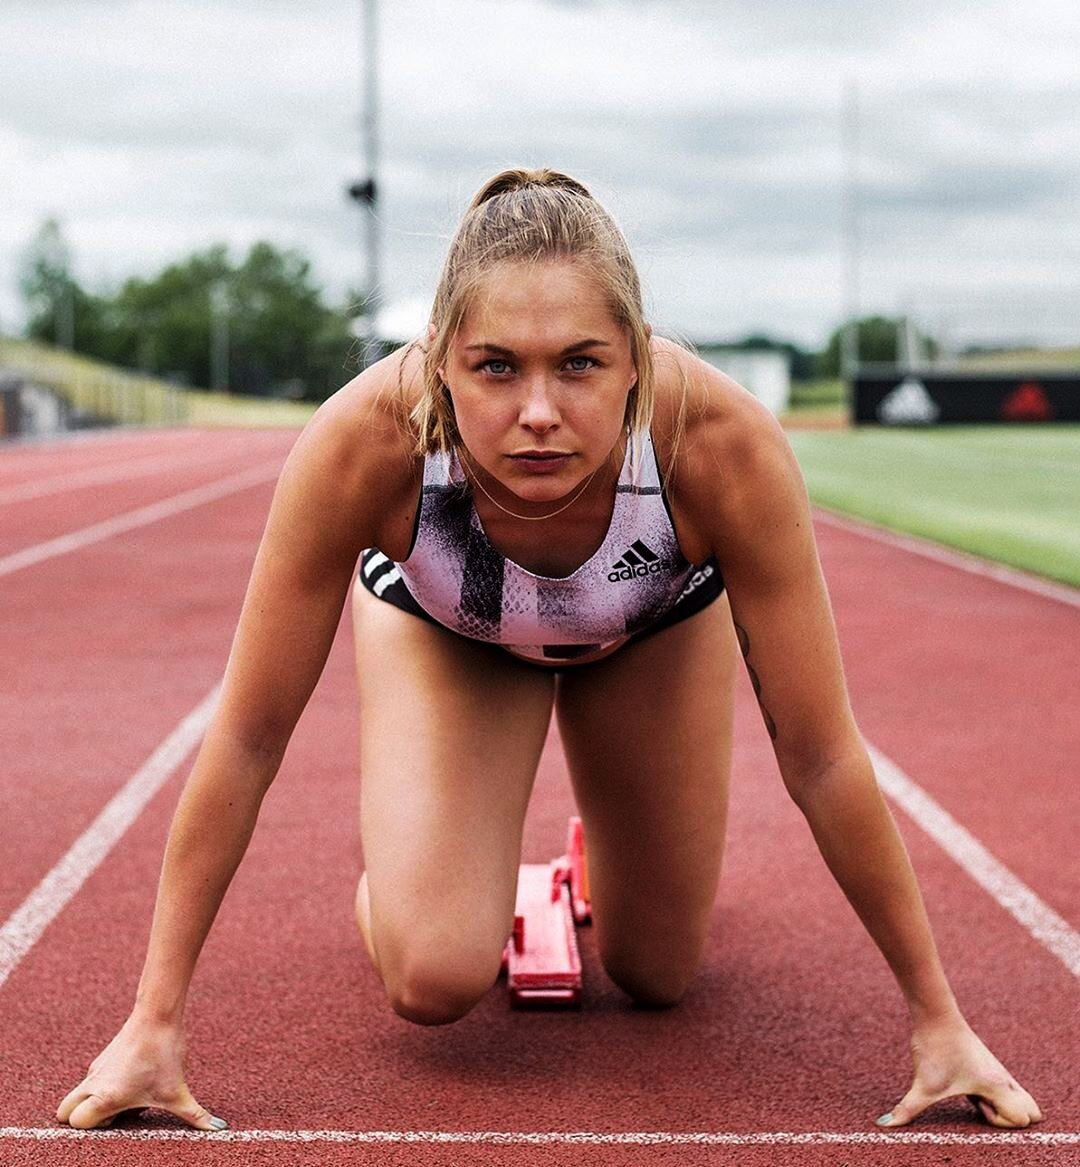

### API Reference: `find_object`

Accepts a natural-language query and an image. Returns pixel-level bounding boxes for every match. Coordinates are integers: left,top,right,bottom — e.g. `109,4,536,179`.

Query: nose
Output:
517,375,560,433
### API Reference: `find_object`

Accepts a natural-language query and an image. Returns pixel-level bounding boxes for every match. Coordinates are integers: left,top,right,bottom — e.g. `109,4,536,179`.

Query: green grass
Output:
954,346,1080,371
788,426,1080,588
184,390,315,427
787,378,845,408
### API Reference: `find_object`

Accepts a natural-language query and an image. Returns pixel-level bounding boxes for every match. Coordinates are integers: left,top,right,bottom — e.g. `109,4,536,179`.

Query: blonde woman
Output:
59,169,1041,1132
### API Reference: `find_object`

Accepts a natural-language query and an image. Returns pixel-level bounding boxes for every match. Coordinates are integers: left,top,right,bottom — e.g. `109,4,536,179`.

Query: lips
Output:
507,451,573,473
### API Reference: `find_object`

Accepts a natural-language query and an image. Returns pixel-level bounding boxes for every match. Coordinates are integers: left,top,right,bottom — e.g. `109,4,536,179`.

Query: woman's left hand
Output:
876,1016,1043,1129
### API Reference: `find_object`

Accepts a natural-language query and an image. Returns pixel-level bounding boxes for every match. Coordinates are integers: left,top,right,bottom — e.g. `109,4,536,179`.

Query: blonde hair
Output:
408,168,655,455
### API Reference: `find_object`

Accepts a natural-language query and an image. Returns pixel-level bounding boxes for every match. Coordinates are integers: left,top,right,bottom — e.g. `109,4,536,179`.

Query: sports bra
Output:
365,431,701,664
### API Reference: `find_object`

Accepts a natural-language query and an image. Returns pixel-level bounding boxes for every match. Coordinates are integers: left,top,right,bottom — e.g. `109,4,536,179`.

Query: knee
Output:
601,952,696,1009
383,959,498,1027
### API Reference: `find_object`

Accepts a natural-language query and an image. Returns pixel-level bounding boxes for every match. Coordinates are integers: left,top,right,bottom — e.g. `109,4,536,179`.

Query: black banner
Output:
853,371,1080,425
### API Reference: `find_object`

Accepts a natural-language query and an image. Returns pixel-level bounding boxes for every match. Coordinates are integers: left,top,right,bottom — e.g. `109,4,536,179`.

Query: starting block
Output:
502,816,592,1008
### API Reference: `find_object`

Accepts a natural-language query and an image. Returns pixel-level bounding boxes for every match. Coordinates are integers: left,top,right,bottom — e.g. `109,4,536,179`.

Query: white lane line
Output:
0,426,170,451
0,462,280,579
813,507,1080,610
0,685,220,990
869,745,1080,979
0,1128,1076,1145
0,450,222,505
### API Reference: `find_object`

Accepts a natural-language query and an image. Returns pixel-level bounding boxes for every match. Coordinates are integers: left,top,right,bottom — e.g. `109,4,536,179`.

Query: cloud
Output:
1,0,1078,347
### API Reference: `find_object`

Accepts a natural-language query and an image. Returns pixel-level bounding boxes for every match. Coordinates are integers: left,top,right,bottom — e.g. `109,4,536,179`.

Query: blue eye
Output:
480,359,512,375
566,356,597,372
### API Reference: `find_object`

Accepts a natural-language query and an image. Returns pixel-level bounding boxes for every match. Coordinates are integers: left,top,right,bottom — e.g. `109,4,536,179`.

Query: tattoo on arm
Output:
735,622,778,741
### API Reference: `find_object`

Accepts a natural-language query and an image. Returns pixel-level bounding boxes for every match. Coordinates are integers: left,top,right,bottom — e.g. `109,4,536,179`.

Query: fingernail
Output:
876,1113,893,1127
209,1117,229,1131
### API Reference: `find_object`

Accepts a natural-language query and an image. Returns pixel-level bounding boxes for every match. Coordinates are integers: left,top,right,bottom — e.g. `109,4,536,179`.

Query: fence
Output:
0,338,188,433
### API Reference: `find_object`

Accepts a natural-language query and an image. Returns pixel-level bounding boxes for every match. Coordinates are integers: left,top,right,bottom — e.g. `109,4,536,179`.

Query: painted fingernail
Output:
876,1113,893,1127
209,1117,229,1131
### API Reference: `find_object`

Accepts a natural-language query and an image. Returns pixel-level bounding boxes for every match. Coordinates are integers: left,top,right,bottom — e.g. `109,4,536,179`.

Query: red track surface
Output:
1,427,1077,1166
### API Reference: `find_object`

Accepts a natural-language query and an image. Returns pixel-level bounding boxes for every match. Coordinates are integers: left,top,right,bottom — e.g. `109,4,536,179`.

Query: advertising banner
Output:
853,372,1080,425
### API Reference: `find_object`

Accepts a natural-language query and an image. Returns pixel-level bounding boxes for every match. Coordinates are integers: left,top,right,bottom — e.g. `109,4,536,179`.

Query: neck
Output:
458,434,627,525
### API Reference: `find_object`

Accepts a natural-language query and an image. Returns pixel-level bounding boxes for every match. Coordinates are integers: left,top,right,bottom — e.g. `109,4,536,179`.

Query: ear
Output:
428,323,448,383
631,325,652,389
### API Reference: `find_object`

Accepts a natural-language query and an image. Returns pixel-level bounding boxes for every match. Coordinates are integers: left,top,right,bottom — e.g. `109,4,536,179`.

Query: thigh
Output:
351,581,555,992
554,595,737,1004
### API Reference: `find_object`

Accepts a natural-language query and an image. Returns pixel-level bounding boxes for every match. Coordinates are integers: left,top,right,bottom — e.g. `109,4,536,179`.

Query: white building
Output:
694,345,791,415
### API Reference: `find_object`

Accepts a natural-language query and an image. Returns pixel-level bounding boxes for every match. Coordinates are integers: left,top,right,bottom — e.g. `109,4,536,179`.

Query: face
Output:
438,260,641,504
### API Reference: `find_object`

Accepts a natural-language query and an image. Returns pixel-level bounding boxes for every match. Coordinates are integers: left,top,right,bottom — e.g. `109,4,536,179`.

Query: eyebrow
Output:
464,339,613,356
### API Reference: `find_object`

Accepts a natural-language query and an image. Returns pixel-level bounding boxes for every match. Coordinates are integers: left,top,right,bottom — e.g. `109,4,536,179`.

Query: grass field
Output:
788,425,1080,588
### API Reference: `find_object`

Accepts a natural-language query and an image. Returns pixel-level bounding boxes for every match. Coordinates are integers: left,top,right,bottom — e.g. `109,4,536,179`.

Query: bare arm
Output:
675,362,1041,1128
58,357,418,1129
132,415,377,1023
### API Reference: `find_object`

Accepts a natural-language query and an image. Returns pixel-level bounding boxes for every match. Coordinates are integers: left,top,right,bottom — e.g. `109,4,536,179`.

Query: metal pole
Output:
363,0,379,333
348,0,381,368
56,282,75,351
210,279,229,391
840,80,861,382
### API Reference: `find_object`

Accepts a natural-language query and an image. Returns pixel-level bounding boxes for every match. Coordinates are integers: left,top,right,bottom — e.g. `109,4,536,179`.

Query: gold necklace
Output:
461,448,599,522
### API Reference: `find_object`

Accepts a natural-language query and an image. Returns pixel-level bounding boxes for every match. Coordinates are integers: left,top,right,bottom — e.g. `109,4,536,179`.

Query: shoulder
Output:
650,336,807,565
273,339,426,555
301,338,424,462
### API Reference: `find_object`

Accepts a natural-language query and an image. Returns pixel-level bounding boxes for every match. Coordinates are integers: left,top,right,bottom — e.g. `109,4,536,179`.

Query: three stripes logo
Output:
608,540,665,582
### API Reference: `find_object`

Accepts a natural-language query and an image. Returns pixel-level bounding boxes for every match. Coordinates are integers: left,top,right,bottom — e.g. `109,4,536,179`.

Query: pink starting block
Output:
503,816,592,1008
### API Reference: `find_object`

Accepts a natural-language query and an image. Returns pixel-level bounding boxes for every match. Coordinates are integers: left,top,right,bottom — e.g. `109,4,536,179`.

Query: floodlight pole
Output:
210,279,229,391
840,81,862,381
348,0,381,367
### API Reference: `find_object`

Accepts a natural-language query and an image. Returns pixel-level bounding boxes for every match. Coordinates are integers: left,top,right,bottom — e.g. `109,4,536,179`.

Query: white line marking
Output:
0,426,168,451
0,462,279,579
0,447,236,505
869,745,1080,979
0,686,221,990
813,506,1080,610
0,1128,1076,1145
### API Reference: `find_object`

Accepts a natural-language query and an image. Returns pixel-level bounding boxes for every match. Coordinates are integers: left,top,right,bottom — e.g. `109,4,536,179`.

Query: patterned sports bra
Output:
361,431,706,664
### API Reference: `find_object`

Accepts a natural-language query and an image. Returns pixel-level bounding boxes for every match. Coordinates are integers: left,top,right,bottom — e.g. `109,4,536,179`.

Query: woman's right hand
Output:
56,1013,226,1131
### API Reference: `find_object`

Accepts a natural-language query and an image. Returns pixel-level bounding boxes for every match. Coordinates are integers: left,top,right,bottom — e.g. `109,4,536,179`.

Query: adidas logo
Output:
877,377,940,425
608,540,665,582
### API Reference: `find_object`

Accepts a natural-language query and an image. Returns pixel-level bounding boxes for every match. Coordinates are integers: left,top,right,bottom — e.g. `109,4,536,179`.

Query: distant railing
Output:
0,337,189,430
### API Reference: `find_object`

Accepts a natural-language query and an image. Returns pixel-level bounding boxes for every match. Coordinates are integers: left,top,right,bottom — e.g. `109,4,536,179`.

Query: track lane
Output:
815,519,1080,930
0,441,293,920
1,667,1071,1161
0,428,1075,1164
0,430,293,558
0,428,212,489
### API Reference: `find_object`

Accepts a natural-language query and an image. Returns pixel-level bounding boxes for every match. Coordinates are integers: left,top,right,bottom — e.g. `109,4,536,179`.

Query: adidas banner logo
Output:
608,540,665,582
877,376,941,425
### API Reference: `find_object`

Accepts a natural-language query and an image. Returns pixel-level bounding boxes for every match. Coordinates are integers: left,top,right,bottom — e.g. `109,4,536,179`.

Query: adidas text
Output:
608,560,665,583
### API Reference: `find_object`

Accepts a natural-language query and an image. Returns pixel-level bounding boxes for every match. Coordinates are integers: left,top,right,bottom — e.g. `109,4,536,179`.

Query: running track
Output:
0,427,1077,1167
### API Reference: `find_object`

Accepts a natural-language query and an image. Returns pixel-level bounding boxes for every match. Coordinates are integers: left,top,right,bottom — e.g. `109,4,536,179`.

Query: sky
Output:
1,0,1078,351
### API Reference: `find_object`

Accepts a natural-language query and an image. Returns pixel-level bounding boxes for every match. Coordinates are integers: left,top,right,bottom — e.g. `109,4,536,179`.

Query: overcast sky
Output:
2,0,1077,350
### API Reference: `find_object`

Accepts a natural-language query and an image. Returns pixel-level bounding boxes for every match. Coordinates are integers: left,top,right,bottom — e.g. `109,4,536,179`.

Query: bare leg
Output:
350,581,555,1024
555,597,737,1006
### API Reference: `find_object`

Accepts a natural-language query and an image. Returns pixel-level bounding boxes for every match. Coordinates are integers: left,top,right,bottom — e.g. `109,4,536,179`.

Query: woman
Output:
58,168,1041,1132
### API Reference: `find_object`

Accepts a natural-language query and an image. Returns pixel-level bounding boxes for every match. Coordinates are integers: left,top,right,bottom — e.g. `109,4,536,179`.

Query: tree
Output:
22,233,360,400
224,241,355,397
819,316,901,377
18,218,109,351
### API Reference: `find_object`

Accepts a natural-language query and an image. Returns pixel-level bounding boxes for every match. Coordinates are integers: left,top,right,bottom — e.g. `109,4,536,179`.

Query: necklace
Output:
461,449,599,522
